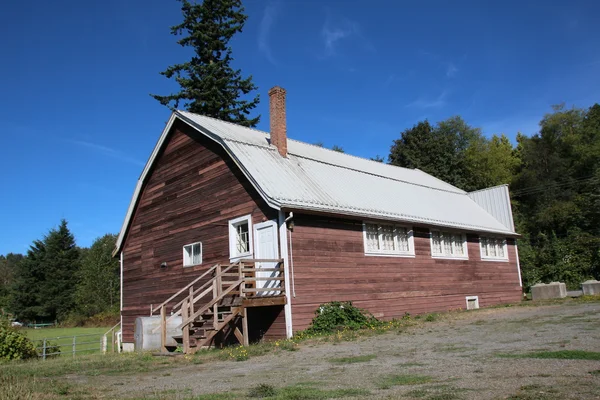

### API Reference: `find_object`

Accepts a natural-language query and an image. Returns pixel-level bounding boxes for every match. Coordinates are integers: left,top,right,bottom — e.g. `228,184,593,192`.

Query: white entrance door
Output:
253,220,280,295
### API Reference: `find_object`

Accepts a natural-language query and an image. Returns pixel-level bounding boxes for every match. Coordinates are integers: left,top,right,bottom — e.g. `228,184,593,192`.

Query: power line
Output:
511,176,599,197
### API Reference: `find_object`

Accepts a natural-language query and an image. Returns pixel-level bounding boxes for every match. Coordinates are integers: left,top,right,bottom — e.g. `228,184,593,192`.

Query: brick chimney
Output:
268,86,287,157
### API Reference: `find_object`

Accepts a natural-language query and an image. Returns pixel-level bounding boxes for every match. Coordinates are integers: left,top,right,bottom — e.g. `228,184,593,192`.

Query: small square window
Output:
183,242,202,267
229,214,253,261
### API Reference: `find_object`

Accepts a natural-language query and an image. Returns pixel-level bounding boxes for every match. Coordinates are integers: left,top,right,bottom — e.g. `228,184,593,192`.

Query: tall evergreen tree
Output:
74,234,120,317
152,0,260,127
10,220,80,322
0,253,23,312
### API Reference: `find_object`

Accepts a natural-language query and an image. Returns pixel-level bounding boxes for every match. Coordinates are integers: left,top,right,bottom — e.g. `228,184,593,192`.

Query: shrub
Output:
425,313,437,322
0,317,38,361
248,383,277,398
36,339,61,358
306,301,379,334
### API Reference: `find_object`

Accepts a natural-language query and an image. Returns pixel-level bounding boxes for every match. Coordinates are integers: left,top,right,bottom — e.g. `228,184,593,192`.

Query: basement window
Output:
183,242,202,267
229,214,253,261
480,236,508,261
430,230,468,259
363,222,415,257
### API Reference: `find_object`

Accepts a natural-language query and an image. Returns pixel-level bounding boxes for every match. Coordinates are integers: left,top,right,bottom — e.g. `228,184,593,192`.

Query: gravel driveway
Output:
83,302,600,399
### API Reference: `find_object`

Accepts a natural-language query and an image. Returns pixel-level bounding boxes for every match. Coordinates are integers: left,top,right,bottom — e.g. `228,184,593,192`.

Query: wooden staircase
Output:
151,259,286,354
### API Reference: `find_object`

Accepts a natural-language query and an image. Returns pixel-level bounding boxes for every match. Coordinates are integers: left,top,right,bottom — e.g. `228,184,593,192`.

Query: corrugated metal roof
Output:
467,185,515,232
115,111,517,254
178,111,515,235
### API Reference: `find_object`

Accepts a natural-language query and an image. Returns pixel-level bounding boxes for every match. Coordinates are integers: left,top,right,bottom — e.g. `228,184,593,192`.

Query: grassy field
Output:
24,326,111,357
25,327,110,341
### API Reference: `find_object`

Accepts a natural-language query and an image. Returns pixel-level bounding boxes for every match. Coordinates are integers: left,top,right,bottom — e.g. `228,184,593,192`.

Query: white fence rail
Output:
35,323,121,359
36,333,105,359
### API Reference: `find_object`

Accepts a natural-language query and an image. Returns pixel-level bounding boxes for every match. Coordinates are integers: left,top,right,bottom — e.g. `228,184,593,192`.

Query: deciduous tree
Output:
74,234,119,317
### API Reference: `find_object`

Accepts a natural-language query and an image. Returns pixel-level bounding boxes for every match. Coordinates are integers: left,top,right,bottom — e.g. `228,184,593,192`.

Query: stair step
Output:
192,317,228,326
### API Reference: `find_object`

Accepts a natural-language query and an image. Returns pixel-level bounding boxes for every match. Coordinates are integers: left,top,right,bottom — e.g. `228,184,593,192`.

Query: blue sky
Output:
1,0,599,254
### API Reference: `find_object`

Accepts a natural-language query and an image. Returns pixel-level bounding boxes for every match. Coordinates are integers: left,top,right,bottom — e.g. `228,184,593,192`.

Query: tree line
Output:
0,221,119,324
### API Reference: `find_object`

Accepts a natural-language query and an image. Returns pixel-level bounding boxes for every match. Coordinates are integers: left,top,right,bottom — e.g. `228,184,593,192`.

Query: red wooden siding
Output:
121,121,281,343
287,214,522,332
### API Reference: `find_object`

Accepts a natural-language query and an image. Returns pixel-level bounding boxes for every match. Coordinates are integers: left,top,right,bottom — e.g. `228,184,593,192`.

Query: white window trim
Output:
183,241,202,267
465,295,479,310
229,214,253,262
479,236,509,262
362,222,415,257
429,230,469,260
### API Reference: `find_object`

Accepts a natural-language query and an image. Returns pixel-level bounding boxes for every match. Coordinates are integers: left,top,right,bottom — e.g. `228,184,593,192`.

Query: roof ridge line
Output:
467,184,509,194
176,110,271,137
286,137,422,174
288,152,466,195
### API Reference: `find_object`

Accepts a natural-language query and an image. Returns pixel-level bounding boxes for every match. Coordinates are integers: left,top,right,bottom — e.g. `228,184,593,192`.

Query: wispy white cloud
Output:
446,63,458,78
406,90,449,109
420,50,460,79
320,15,374,57
67,139,145,166
322,25,354,55
258,2,279,65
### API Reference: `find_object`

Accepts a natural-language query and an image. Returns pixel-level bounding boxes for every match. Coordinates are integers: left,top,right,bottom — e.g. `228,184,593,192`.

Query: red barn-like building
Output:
114,87,522,352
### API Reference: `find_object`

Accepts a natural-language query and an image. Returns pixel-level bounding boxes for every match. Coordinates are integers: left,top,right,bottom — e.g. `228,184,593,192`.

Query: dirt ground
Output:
78,302,600,399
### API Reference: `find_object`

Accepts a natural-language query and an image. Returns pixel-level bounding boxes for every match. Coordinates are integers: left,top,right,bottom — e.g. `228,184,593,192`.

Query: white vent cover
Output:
466,296,479,310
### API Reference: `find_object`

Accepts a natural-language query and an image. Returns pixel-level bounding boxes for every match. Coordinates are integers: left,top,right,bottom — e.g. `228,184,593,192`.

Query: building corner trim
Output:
278,210,293,338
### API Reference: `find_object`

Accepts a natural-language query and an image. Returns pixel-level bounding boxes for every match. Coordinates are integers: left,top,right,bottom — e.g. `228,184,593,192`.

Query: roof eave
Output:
278,203,520,238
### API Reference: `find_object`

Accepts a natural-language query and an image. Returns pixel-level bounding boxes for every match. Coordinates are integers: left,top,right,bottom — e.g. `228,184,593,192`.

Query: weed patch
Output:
248,383,277,398
497,350,600,360
507,384,561,400
396,361,426,367
329,354,376,364
377,374,432,389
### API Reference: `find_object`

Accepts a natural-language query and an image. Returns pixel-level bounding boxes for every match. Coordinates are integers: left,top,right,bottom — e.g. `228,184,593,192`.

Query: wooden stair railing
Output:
151,263,220,314
151,263,238,334
154,259,285,354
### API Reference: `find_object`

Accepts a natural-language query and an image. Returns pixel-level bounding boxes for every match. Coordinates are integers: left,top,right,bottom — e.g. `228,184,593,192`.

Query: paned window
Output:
430,230,468,259
363,223,414,256
479,236,508,261
229,215,253,261
183,242,202,267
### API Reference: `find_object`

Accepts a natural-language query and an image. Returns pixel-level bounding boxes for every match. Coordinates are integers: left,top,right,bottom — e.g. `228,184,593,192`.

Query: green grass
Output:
23,326,111,357
24,326,110,341
496,350,600,360
377,374,433,389
406,384,472,400
0,352,173,379
328,354,376,364
0,352,191,400
507,384,561,400
396,362,427,367
129,384,369,400
260,384,369,399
